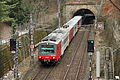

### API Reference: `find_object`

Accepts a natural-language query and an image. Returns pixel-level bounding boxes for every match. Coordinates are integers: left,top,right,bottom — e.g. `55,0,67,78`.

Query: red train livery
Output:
38,16,82,64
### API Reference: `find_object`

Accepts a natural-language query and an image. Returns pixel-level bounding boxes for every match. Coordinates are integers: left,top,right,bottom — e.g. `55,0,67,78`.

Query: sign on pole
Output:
30,45,34,49
97,22,104,30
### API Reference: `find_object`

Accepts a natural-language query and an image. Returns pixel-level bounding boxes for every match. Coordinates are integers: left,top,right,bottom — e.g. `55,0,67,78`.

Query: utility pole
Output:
57,0,61,28
95,0,104,29
29,13,34,66
10,32,19,80
14,40,19,80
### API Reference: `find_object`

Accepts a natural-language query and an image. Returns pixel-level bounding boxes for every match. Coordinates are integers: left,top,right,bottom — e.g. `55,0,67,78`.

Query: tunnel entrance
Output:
73,9,95,25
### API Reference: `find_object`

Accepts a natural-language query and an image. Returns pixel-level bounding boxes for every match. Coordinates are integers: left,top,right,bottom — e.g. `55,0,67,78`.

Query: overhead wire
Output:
109,0,120,12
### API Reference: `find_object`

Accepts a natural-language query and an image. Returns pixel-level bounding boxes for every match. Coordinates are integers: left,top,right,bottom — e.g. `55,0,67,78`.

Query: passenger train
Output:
38,16,82,64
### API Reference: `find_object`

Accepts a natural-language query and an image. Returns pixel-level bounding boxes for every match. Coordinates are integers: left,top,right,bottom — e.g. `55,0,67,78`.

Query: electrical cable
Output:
109,0,120,12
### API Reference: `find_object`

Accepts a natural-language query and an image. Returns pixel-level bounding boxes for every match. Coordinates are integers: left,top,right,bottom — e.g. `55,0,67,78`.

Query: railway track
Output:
23,25,95,80
32,65,54,80
63,32,86,80
30,27,86,80
62,27,91,80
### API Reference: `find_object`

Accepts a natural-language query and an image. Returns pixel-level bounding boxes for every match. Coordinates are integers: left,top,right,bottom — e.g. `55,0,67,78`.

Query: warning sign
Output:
97,22,104,30
30,45,34,49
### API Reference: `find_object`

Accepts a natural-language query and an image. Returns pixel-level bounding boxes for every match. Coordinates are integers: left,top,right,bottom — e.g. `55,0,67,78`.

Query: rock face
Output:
0,23,12,40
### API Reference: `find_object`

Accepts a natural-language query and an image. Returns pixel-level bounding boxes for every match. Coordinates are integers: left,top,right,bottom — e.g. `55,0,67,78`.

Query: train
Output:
38,16,82,65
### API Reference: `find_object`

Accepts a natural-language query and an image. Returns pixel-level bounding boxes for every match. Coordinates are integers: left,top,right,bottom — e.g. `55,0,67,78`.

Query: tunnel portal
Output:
73,9,95,25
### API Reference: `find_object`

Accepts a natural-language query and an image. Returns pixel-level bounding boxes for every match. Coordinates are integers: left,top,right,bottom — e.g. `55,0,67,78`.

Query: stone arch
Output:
73,8,95,25
65,5,97,21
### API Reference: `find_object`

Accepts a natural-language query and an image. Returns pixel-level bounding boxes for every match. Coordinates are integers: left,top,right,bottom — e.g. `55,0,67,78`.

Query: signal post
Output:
29,13,34,66
87,40,94,80
10,37,19,80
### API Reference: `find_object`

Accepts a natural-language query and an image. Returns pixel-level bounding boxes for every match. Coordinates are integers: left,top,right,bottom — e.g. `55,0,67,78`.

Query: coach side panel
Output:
61,33,69,55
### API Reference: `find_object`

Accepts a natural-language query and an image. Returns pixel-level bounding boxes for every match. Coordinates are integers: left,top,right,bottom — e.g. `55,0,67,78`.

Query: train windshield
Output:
40,45,55,54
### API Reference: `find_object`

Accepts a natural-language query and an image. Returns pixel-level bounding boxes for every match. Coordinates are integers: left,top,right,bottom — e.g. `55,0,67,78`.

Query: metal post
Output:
95,0,104,28
14,41,19,80
89,52,93,80
105,48,109,80
111,48,115,79
12,34,19,80
57,0,61,28
29,13,34,66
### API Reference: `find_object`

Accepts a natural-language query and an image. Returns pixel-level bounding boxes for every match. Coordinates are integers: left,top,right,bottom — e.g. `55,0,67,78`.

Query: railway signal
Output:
29,13,34,66
10,39,16,51
87,40,94,80
87,40,94,53
10,38,19,80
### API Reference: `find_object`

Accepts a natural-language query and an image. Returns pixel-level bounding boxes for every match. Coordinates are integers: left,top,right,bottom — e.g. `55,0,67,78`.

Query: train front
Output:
38,42,57,65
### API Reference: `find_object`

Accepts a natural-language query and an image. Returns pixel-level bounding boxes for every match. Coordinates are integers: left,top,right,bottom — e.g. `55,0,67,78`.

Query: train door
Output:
69,27,74,41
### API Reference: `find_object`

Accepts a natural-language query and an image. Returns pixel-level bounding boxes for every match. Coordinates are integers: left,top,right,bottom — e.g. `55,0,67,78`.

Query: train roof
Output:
63,16,82,29
40,16,82,44
41,28,67,44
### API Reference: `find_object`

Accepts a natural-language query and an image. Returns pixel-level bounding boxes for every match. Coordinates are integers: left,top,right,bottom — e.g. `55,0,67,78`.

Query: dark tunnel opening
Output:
73,9,95,25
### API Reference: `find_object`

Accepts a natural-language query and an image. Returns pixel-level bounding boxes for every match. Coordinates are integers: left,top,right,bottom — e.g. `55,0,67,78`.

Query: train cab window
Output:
41,45,55,54
42,49,55,54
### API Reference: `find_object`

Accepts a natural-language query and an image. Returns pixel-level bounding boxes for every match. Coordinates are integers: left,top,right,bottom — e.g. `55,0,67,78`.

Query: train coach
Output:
38,16,82,65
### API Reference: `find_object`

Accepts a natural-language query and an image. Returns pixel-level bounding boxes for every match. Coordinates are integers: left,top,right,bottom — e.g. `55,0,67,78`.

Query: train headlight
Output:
39,56,42,59
53,57,55,59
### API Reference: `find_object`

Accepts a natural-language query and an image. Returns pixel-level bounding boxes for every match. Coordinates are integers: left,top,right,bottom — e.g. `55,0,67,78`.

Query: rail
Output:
63,27,91,80
63,31,85,80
